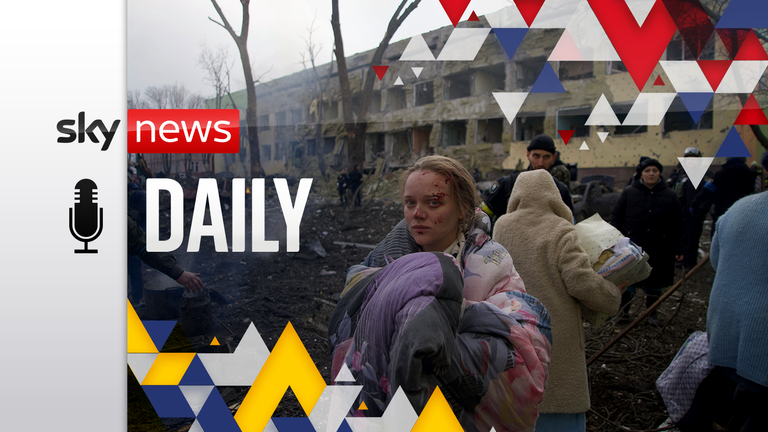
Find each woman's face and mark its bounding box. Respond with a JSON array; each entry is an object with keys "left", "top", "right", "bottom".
[
  {"left": 642, "top": 166, "right": 660, "bottom": 187},
  {"left": 403, "top": 170, "right": 462, "bottom": 252}
]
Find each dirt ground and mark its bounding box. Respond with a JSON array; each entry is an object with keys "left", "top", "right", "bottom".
[{"left": 130, "top": 188, "right": 715, "bottom": 432}]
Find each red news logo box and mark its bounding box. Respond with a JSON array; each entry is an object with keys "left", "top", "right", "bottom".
[{"left": 128, "top": 109, "right": 240, "bottom": 153}]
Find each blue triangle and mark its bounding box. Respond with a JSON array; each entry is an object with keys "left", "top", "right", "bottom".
[
  {"left": 530, "top": 62, "right": 565, "bottom": 93},
  {"left": 336, "top": 419, "right": 354, "bottom": 432},
  {"left": 716, "top": 0, "right": 768, "bottom": 29},
  {"left": 271, "top": 417, "right": 315, "bottom": 432},
  {"left": 494, "top": 28, "right": 528, "bottom": 60},
  {"left": 678, "top": 93, "right": 714, "bottom": 125},
  {"left": 142, "top": 320, "right": 177, "bottom": 352},
  {"left": 142, "top": 385, "right": 195, "bottom": 418},
  {"left": 179, "top": 355, "right": 214, "bottom": 386},
  {"left": 716, "top": 126, "right": 752, "bottom": 157},
  {"left": 197, "top": 388, "right": 240, "bottom": 432}
]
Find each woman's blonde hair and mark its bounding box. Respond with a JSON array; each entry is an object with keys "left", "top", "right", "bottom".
[{"left": 399, "top": 155, "right": 479, "bottom": 230}]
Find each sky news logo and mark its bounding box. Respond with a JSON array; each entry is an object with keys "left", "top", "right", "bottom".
[{"left": 128, "top": 109, "right": 240, "bottom": 153}]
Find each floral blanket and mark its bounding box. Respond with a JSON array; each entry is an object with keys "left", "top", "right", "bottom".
[{"left": 328, "top": 210, "right": 552, "bottom": 432}]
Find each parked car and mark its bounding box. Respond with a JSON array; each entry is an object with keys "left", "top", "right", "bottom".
[{"left": 572, "top": 176, "right": 621, "bottom": 223}]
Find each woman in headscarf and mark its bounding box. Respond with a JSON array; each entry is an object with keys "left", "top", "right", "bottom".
[{"left": 329, "top": 155, "right": 552, "bottom": 432}]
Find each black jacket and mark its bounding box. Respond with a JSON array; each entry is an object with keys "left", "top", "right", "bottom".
[{"left": 610, "top": 179, "right": 685, "bottom": 289}]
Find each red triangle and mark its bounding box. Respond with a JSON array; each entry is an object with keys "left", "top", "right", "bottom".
[
  {"left": 558, "top": 130, "right": 575, "bottom": 145},
  {"left": 468, "top": 11, "right": 479, "bottom": 22},
  {"left": 514, "top": 0, "right": 546, "bottom": 27},
  {"left": 734, "top": 94, "right": 768, "bottom": 125},
  {"left": 371, "top": 66, "right": 389, "bottom": 81},
  {"left": 439, "top": 0, "right": 471, "bottom": 27},
  {"left": 653, "top": 75, "right": 665, "bottom": 86},
  {"left": 697, "top": 60, "right": 732, "bottom": 91},
  {"left": 734, "top": 30, "right": 768, "bottom": 61},
  {"left": 716, "top": 28, "right": 752, "bottom": 59}
]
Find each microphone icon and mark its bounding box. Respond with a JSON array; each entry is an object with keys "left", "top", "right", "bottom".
[{"left": 69, "top": 179, "right": 104, "bottom": 254}]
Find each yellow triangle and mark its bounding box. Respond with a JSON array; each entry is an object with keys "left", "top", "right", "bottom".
[
  {"left": 358, "top": 401, "right": 368, "bottom": 411},
  {"left": 127, "top": 299, "right": 158, "bottom": 354},
  {"left": 210, "top": 337, "right": 220, "bottom": 346},
  {"left": 410, "top": 387, "right": 463, "bottom": 432}
]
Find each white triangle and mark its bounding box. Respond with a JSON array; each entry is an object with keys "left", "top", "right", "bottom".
[
  {"left": 549, "top": 29, "right": 585, "bottom": 61},
  {"left": 394, "top": 76, "right": 404, "bottom": 86},
  {"left": 233, "top": 322, "right": 270, "bottom": 356},
  {"left": 580, "top": 141, "right": 590, "bottom": 150},
  {"left": 598, "top": 131, "right": 609, "bottom": 142},
  {"left": 715, "top": 61, "right": 768, "bottom": 94},
  {"left": 179, "top": 385, "right": 214, "bottom": 416},
  {"left": 626, "top": 0, "right": 657, "bottom": 26},
  {"left": 188, "top": 419, "right": 205, "bottom": 432},
  {"left": 411, "top": 67, "right": 423, "bottom": 78},
  {"left": 309, "top": 385, "right": 363, "bottom": 432},
  {"left": 493, "top": 92, "right": 529, "bottom": 124},
  {"left": 346, "top": 417, "right": 385, "bottom": 432},
  {"left": 622, "top": 93, "right": 677, "bottom": 126},
  {"left": 382, "top": 387, "right": 418, "bottom": 432},
  {"left": 436, "top": 28, "right": 491, "bottom": 61},
  {"left": 334, "top": 362, "right": 356, "bottom": 383},
  {"left": 679, "top": 157, "right": 715, "bottom": 189},
  {"left": 531, "top": 0, "right": 582, "bottom": 29},
  {"left": 659, "top": 61, "right": 712, "bottom": 93},
  {"left": 585, "top": 94, "right": 621, "bottom": 126},
  {"left": 564, "top": 0, "right": 621, "bottom": 60},
  {"left": 263, "top": 419, "right": 279, "bottom": 432},
  {"left": 489, "top": 428, "right": 497, "bottom": 432},
  {"left": 127, "top": 353, "right": 158, "bottom": 384},
  {"left": 399, "top": 34, "right": 435, "bottom": 61},
  {"left": 484, "top": 4, "right": 527, "bottom": 28}
]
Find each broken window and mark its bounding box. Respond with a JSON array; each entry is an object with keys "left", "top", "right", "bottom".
[
  {"left": 557, "top": 107, "right": 591, "bottom": 138},
  {"left": 515, "top": 113, "right": 545, "bottom": 141},
  {"left": 290, "top": 108, "right": 302, "bottom": 125},
  {"left": 414, "top": 81, "right": 435, "bottom": 106},
  {"left": 326, "top": 101, "right": 339, "bottom": 119},
  {"left": 613, "top": 102, "right": 648, "bottom": 135},
  {"left": 258, "top": 114, "right": 270, "bottom": 130},
  {"left": 665, "top": 31, "right": 714, "bottom": 61},
  {"left": 392, "top": 130, "right": 412, "bottom": 155},
  {"left": 607, "top": 61, "right": 628, "bottom": 75},
  {"left": 663, "top": 95, "right": 713, "bottom": 133},
  {"left": 476, "top": 118, "right": 504, "bottom": 143},
  {"left": 473, "top": 66, "right": 505, "bottom": 94},
  {"left": 413, "top": 126, "right": 433, "bottom": 154},
  {"left": 516, "top": 58, "right": 547, "bottom": 89},
  {"left": 445, "top": 74, "right": 472, "bottom": 100},
  {"left": 388, "top": 88, "right": 407, "bottom": 110},
  {"left": 559, "top": 61, "right": 594, "bottom": 80},
  {"left": 291, "top": 141, "right": 302, "bottom": 158},
  {"left": 275, "top": 111, "right": 286, "bottom": 127},
  {"left": 371, "top": 91, "right": 382, "bottom": 114},
  {"left": 366, "top": 133, "right": 385, "bottom": 161},
  {"left": 442, "top": 121, "right": 467, "bottom": 147},
  {"left": 306, "top": 139, "right": 316, "bottom": 156},
  {"left": 323, "top": 137, "right": 336, "bottom": 154},
  {"left": 274, "top": 143, "right": 282, "bottom": 160},
  {"left": 261, "top": 144, "right": 271, "bottom": 161}
]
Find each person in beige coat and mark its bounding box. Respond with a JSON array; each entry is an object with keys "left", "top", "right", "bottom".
[{"left": 493, "top": 170, "right": 626, "bottom": 432}]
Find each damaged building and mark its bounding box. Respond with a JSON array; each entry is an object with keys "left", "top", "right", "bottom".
[{"left": 206, "top": 14, "right": 762, "bottom": 184}]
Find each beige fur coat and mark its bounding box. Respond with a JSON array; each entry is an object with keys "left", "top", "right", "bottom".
[{"left": 493, "top": 170, "right": 621, "bottom": 414}]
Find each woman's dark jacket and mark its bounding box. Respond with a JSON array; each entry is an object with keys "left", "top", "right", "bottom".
[{"left": 610, "top": 178, "right": 686, "bottom": 289}]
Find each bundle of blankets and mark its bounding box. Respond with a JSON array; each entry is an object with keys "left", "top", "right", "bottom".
[{"left": 328, "top": 210, "right": 553, "bottom": 432}]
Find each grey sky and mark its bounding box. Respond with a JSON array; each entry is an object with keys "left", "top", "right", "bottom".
[{"left": 127, "top": 0, "right": 511, "bottom": 98}]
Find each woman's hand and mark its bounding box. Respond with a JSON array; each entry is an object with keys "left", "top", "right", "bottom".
[{"left": 616, "top": 280, "right": 629, "bottom": 294}]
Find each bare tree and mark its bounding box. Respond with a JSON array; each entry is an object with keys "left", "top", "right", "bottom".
[
  {"left": 127, "top": 90, "right": 149, "bottom": 109},
  {"left": 198, "top": 42, "right": 234, "bottom": 109},
  {"left": 331, "top": 0, "right": 422, "bottom": 169},
  {"left": 144, "top": 83, "right": 204, "bottom": 109},
  {"left": 300, "top": 17, "right": 333, "bottom": 176},
  {"left": 208, "top": 0, "right": 264, "bottom": 177}
]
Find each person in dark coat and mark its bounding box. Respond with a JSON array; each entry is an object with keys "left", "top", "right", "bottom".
[
  {"left": 611, "top": 158, "right": 685, "bottom": 324},
  {"left": 668, "top": 147, "right": 713, "bottom": 271},
  {"left": 336, "top": 169, "right": 348, "bottom": 206},
  {"left": 691, "top": 157, "right": 757, "bottom": 239},
  {"left": 349, "top": 165, "right": 363, "bottom": 207}
]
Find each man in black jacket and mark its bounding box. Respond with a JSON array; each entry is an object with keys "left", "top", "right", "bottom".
[
  {"left": 349, "top": 165, "right": 363, "bottom": 207},
  {"left": 481, "top": 134, "right": 574, "bottom": 220},
  {"left": 691, "top": 157, "right": 757, "bottom": 239}
]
